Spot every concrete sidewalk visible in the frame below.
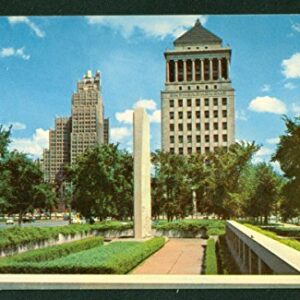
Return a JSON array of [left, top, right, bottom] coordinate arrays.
[[132, 239, 204, 275]]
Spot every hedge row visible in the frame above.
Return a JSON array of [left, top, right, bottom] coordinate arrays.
[[0, 237, 165, 274], [1, 236, 103, 263], [261, 226, 300, 238], [244, 224, 300, 252], [153, 219, 225, 236], [204, 238, 218, 274], [0, 221, 132, 251]]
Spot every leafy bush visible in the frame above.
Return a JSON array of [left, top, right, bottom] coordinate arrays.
[[262, 226, 300, 238], [0, 237, 165, 274], [0, 221, 132, 251], [153, 219, 225, 236], [1, 237, 103, 263], [244, 223, 300, 252], [204, 238, 218, 274]]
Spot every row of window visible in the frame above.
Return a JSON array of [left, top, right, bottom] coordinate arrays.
[[170, 110, 227, 119], [170, 146, 228, 155], [170, 134, 228, 144], [169, 97, 227, 108], [169, 122, 228, 131]]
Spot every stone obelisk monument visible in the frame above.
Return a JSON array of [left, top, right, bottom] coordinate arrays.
[[133, 107, 152, 239]]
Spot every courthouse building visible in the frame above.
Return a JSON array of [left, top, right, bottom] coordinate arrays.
[[161, 19, 235, 155], [43, 70, 109, 183]]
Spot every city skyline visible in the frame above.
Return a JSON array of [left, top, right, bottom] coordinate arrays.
[[1, 15, 300, 167]]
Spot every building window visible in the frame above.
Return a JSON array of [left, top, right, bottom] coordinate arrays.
[[222, 97, 227, 105], [187, 135, 192, 143], [170, 148, 175, 154], [213, 110, 218, 118], [196, 123, 201, 130], [196, 98, 201, 106], [169, 112, 174, 119], [196, 135, 201, 143], [179, 135, 183, 143], [205, 85, 209, 90], [178, 99, 183, 107], [179, 148, 184, 155], [214, 85, 217, 89], [179, 86, 182, 90], [205, 111, 210, 118], [214, 123, 218, 130], [178, 111, 183, 119], [196, 86, 200, 90], [196, 111, 200, 118], [178, 124, 183, 131], [205, 123, 210, 130], [223, 122, 227, 130], [205, 146, 210, 153], [187, 111, 192, 119], [222, 110, 227, 118], [205, 98, 209, 106], [205, 135, 210, 143], [187, 123, 192, 131], [169, 99, 174, 107], [170, 136, 175, 143], [187, 99, 192, 107], [214, 135, 219, 142], [170, 124, 174, 131], [188, 147, 193, 154], [213, 98, 218, 106], [188, 86, 191, 90], [223, 134, 228, 142], [196, 147, 201, 153]]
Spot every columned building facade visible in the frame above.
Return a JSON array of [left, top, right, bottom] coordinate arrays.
[[161, 19, 235, 155]]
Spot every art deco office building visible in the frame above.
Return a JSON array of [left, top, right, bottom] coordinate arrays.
[[43, 70, 109, 183], [71, 70, 106, 164], [161, 19, 235, 155]]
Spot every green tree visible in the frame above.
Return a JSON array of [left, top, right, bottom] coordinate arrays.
[[272, 116, 300, 219], [0, 125, 11, 158]]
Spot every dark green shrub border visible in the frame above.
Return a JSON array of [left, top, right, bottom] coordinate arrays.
[[0, 221, 132, 251], [0, 237, 165, 274], [204, 238, 218, 274], [0, 236, 103, 263]]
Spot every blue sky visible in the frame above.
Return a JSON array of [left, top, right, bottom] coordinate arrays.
[[1, 15, 300, 166]]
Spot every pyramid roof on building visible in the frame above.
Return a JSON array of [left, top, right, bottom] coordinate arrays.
[[174, 19, 222, 46]]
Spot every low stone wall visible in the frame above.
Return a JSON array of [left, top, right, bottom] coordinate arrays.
[[153, 229, 206, 238], [226, 221, 300, 274]]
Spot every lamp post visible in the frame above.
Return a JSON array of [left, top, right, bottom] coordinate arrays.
[[191, 186, 197, 219]]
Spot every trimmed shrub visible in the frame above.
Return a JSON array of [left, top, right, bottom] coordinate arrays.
[[262, 227, 300, 238], [1, 237, 103, 263], [243, 223, 300, 252], [0, 237, 165, 274], [204, 238, 218, 274]]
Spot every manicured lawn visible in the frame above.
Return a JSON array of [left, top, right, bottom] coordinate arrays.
[[0, 237, 165, 274], [204, 238, 218, 274]]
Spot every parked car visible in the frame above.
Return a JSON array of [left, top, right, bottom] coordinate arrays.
[[6, 218, 14, 225]]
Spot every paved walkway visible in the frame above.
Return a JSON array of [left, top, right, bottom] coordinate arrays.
[[132, 239, 204, 275]]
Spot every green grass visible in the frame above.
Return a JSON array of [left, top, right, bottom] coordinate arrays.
[[204, 238, 218, 274], [153, 219, 225, 236], [0, 237, 165, 274], [0, 221, 132, 251], [243, 223, 300, 252]]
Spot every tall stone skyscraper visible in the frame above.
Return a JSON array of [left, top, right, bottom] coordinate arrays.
[[71, 70, 105, 164], [161, 19, 235, 155], [43, 70, 109, 183]]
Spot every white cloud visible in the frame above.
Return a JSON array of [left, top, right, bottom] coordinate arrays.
[[149, 110, 161, 123], [115, 98, 161, 124], [236, 110, 248, 121], [291, 103, 300, 115], [0, 47, 30, 60], [292, 23, 300, 33], [8, 16, 45, 38], [282, 53, 300, 79], [85, 15, 207, 39], [266, 137, 280, 145], [248, 96, 287, 114], [115, 109, 134, 124], [134, 99, 157, 110], [256, 147, 273, 157], [9, 128, 49, 158], [3, 122, 26, 131], [110, 127, 131, 142], [261, 84, 271, 92], [284, 82, 297, 90]]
